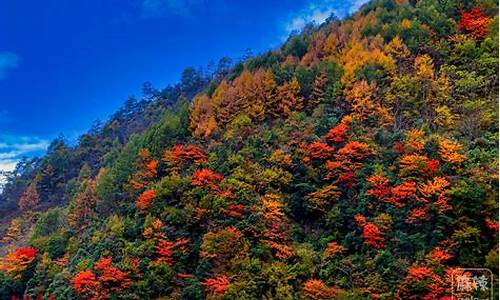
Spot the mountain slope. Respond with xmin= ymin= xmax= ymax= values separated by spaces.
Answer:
xmin=0 ymin=0 xmax=498 ymax=299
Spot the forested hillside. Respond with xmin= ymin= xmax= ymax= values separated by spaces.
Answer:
xmin=0 ymin=0 xmax=498 ymax=299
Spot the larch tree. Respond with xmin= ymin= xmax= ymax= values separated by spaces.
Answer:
xmin=249 ymin=69 xmax=269 ymax=122
xmin=212 ymin=80 xmax=231 ymax=125
xmin=308 ymin=70 xmax=327 ymax=112
xmin=277 ymin=77 xmax=303 ymax=117
xmin=260 ymin=194 xmax=293 ymax=259
xmin=261 ymin=69 xmax=279 ymax=118
xmin=190 ymin=94 xmax=217 ymax=138
xmin=384 ymin=36 xmax=410 ymax=61
xmin=2 ymin=219 xmax=22 ymax=244
xmin=68 ymin=177 xmax=99 ymax=231
xmin=345 ymin=80 xmax=393 ymax=128
xmin=200 ymin=227 xmax=248 ymax=272
xmin=232 ymin=70 xmax=254 ymax=115
xmin=323 ymin=31 xmax=340 ymax=57
xmin=18 ymin=182 xmax=39 ymax=211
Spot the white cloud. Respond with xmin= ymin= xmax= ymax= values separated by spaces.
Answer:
xmin=0 ymin=159 xmax=19 ymax=172
xmin=0 ymin=159 xmax=18 ymax=188
xmin=0 ymin=136 xmax=49 ymax=173
xmin=349 ymin=0 xmax=369 ymax=13
xmin=283 ymin=0 xmax=370 ymax=36
xmin=0 ymin=52 xmax=21 ymax=80
xmin=286 ymin=17 xmax=308 ymax=33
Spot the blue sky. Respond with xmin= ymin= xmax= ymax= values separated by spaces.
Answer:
xmin=0 ymin=0 xmax=368 ymax=172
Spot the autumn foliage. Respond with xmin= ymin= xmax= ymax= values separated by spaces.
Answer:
xmin=324 ymin=242 xmax=346 ymax=258
xmin=366 ymin=175 xmax=391 ymax=200
xmin=130 ymin=148 xmax=158 ymax=189
xmin=405 ymin=129 xmax=426 ymax=153
xmin=18 ymin=183 xmax=39 ymax=211
xmin=0 ymin=247 xmax=37 ymax=279
xmin=428 ymin=246 xmax=452 ymax=263
xmin=387 ymin=181 xmax=417 ymax=208
xmin=72 ymin=257 xmax=131 ymax=300
xmin=136 ymin=189 xmax=156 ymax=211
xmin=305 ymin=184 xmax=341 ymax=212
xmin=201 ymin=275 xmax=230 ymax=295
xmin=72 ymin=270 xmax=100 ymax=299
xmin=438 ymin=138 xmax=466 ymax=165
xmin=192 ymin=168 xmax=224 ymax=192
xmin=355 ymin=216 xmax=385 ymax=249
xmin=302 ymin=141 xmax=334 ymax=161
xmin=155 ymin=239 xmax=175 ymax=265
xmin=163 ymin=144 xmax=207 ymax=170
xmin=325 ymin=116 xmax=351 ymax=143
xmin=399 ymin=154 xmax=440 ymax=177
xmin=260 ymin=194 xmax=293 ymax=259
xmin=155 ymin=237 xmax=190 ymax=265
xmin=459 ymin=7 xmax=491 ymax=40
xmin=335 ymin=141 xmax=372 ymax=165
xmin=394 ymin=265 xmax=455 ymax=299
xmin=303 ymin=279 xmax=341 ymax=300
xmin=68 ymin=176 xmax=99 ymax=231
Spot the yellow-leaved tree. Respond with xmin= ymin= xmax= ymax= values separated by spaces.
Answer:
xmin=277 ymin=77 xmax=303 ymax=117
xmin=190 ymin=94 xmax=217 ymax=138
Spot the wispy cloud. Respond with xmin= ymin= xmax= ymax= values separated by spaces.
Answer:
xmin=0 ymin=135 xmax=49 ymax=173
xmin=138 ymin=0 xmax=231 ymax=19
xmin=141 ymin=0 xmax=203 ymax=18
xmin=283 ymin=0 xmax=370 ymax=35
xmin=0 ymin=52 xmax=21 ymax=80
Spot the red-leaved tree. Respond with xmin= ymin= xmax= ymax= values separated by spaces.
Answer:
xmin=202 ymin=275 xmax=230 ymax=295
xmin=459 ymin=7 xmax=491 ymax=40
xmin=72 ymin=257 xmax=131 ymax=300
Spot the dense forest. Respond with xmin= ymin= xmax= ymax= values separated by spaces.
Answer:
xmin=0 ymin=0 xmax=498 ymax=299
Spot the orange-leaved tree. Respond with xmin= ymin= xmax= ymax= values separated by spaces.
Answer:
xmin=438 ymin=138 xmax=466 ymax=165
xmin=277 ymin=77 xmax=303 ymax=117
xmin=260 ymin=194 xmax=293 ymax=259
xmin=130 ymin=148 xmax=158 ymax=190
xmin=303 ymin=279 xmax=342 ymax=300
xmin=18 ymin=182 xmax=39 ymax=211
xmin=190 ymin=94 xmax=217 ymax=138
xmin=136 ymin=189 xmax=156 ymax=212
xmin=323 ymin=242 xmax=346 ymax=259
xmin=0 ymin=246 xmax=37 ymax=279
